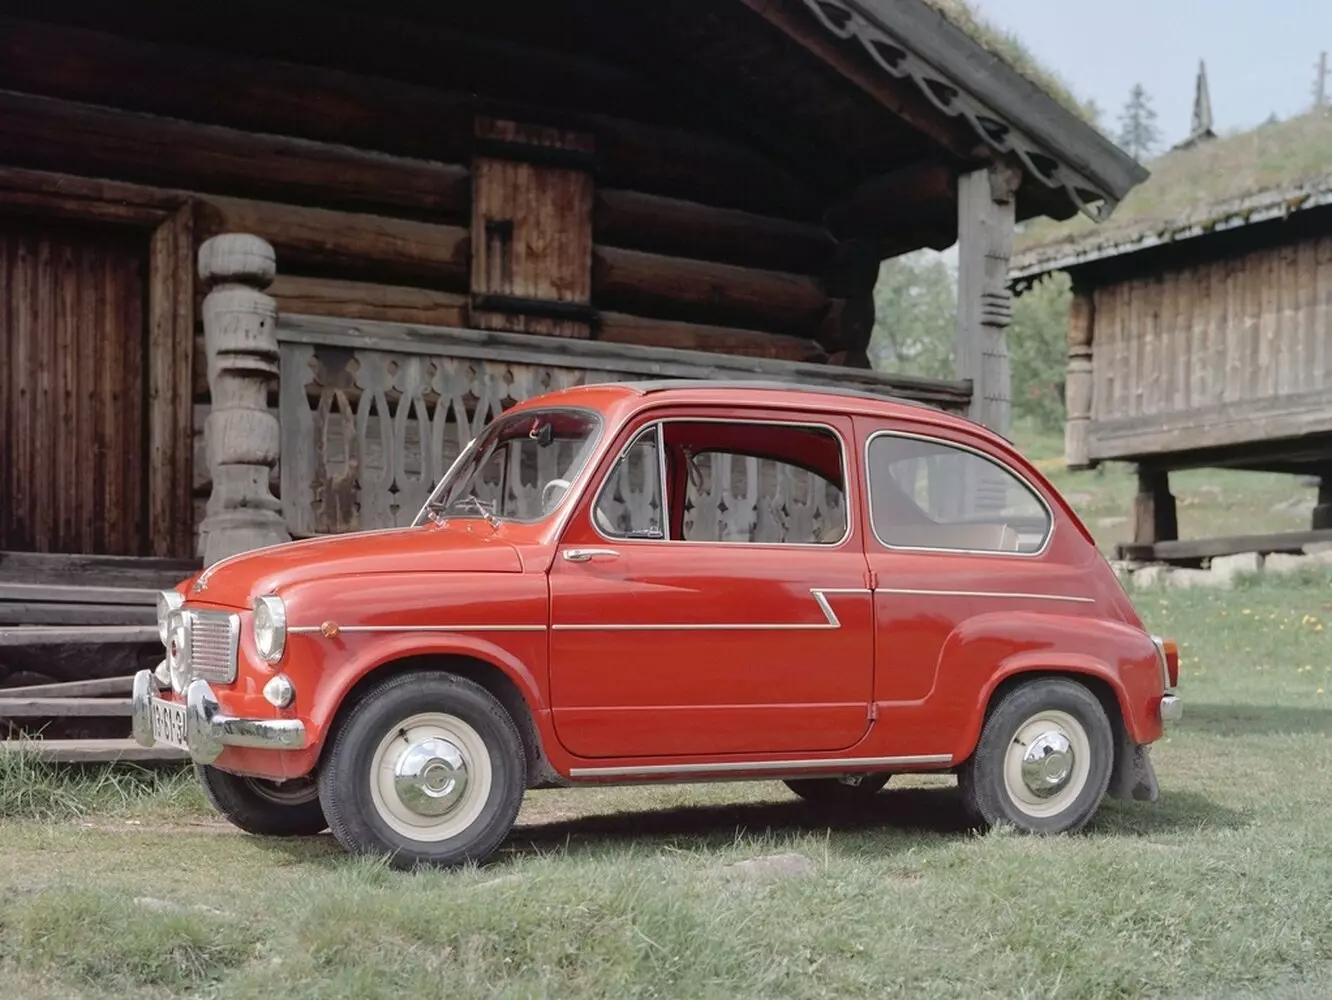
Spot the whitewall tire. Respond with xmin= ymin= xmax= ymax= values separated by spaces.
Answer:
xmin=318 ymin=671 xmax=526 ymax=869
xmin=960 ymin=678 xmax=1114 ymax=834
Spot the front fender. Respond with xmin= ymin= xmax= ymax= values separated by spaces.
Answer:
xmin=290 ymin=630 xmax=548 ymax=756
xmin=941 ymin=611 xmax=1164 ymax=764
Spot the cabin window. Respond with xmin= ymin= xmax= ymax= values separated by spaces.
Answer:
xmin=866 ymin=433 xmax=1051 ymax=554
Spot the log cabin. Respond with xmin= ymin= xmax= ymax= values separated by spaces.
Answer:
xmin=0 ymin=0 xmax=1142 ymax=699
xmin=1012 ymin=89 xmax=1332 ymax=564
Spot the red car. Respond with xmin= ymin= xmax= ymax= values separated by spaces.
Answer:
xmin=133 ymin=381 xmax=1181 ymax=868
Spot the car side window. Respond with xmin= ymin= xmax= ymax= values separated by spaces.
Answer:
xmin=681 ymin=450 xmax=845 ymax=544
xmin=592 ymin=427 xmax=664 ymax=539
xmin=867 ymin=433 xmax=1051 ymax=554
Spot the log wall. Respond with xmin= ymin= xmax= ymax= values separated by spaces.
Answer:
xmin=1085 ymin=233 xmax=1332 ymax=462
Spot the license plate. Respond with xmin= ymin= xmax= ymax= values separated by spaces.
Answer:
xmin=150 ymin=697 xmax=188 ymax=749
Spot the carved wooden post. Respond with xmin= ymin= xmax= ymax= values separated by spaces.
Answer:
xmin=1065 ymin=286 xmax=1095 ymax=469
xmin=197 ymin=234 xmax=290 ymax=565
xmin=955 ymin=162 xmax=1020 ymax=436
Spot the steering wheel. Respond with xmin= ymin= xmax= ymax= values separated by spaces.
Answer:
xmin=541 ymin=478 xmax=571 ymax=513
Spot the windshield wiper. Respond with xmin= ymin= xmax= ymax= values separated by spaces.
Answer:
xmin=452 ymin=495 xmax=499 ymax=528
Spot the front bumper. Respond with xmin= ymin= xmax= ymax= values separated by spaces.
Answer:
xmin=130 ymin=669 xmax=306 ymax=765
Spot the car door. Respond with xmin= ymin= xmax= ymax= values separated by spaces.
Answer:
xmin=547 ymin=408 xmax=874 ymax=760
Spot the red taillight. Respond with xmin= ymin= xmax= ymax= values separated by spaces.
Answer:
xmin=1162 ymin=638 xmax=1179 ymax=688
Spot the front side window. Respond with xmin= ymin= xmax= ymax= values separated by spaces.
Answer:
xmin=593 ymin=427 xmax=664 ymax=539
xmin=867 ymin=433 xmax=1051 ymax=554
xmin=415 ymin=408 xmax=602 ymax=525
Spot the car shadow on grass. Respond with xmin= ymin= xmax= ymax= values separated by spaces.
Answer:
xmin=497 ymin=785 xmax=1248 ymax=860
xmin=1178 ymin=703 xmax=1332 ymax=737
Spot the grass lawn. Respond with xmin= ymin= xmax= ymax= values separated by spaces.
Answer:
xmin=0 ymin=425 xmax=1327 ymax=999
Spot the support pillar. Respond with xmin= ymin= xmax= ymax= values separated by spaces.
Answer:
xmin=955 ymin=161 xmax=1020 ymax=437
xmin=197 ymin=234 xmax=290 ymax=565
xmin=1133 ymin=468 xmax=1178 ymax=549
xmin=1313 ymin=474 xmax=1332 ymax=530
xmin=1064 ymin=286 xmax=1095 ymax=470
xmin=820 ymin=238 xmax=880 ymax=367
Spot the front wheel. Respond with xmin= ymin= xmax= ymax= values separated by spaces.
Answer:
xmin=318 ymin=671 xmax=526 ymax=869
xmin=959 ymin=678 xmax=1114 ymax=834
xmin=196 ymin=764 xmax=327 ymax=836
xmin=784 ymin=773 xmax=891 ymax=805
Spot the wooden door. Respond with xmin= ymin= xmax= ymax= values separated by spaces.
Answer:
xmin=0 ymin=213 xmax=150 ymax=555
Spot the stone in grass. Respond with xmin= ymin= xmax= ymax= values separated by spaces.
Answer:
xmin=1167 ymin=568 xmax=1232 ymax=590
xmin=1208 ymin=551 xmax=1264 ymax=584
xmin=134 ymin=897 xmax=230 ymax=918
xmin=1132 ymin=564 xmax=1175 ymax=588
xmin=718 ymin=852 xmax=817 ymax=880
xmin=1265 ymin=552 xmax=1311 ymax=574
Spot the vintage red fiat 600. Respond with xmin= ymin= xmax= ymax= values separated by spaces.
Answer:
xmin=133 ymin=381 xmax=1181 ymax=868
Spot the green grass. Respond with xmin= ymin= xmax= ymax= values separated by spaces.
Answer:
xmin=3 ymin=573 xmax=1332 ymax=998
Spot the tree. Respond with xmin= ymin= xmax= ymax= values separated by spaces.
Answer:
xmin=1008 ymin=273 xmax=1073 ymax=433
xmin=1117 ymin=84 xmax=1160 ymax=161
xmin=867 ymin=251 xmax=955 ymax=380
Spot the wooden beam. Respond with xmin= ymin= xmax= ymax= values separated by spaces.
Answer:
xmin=0 ymin=604 xmax=156 ymax=627
xmin=0 ymin=89 xmax=470 ymax=221
xmin=738 ymin=0 xmax=974 ymax=160
xmin=597 ymin=312 xmax=824 ymax=362
xmin=0 ymin=550 xmax=198 ymax=589
xmin=0 ymin=676 xmax=135 ymax=698
xmin=1117 ymin=528 xmax=1332 ymax=565
xmin=823 ymin=163 xmax=956 ymax=240
xmin=0 ymin=584 xmax=156 ymax=606
xmin=0 ymin=698 xmax=132 ymax=718
xmin=270 ymin=276 xmax=468 ymax=328
xmin=199 ymin=197 xmax=470 ymax=290
xmin=0 ymin=738 xmax=186 ymax=764
xmin=955 ymin=163 xmax=1020 ymax=434
xmin=592 ymin=247 xmax=828 ymax=337
xmin=595 ymin=189 xmax=834 ymax=274
xmin=0 ymin=625 xmax=159 ymax=647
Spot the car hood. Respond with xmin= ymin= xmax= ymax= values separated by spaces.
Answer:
xmin=188 ymin=524 xmax=523 ymax=608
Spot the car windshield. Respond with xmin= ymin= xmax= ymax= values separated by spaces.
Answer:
xmin=414 ymin=408 xmax=603 ymax=526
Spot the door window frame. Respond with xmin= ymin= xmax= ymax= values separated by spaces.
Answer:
xmin=586 ymin=415 xmax=854 ymax=549
xmin=863 ymin=428 xmax=1055 ymax=558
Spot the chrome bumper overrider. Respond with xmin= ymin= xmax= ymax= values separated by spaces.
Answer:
xmin=1160 ymin=694 xmax=1183 ymax=723
xmin=130 ymin=669 xmax=306 ymax=764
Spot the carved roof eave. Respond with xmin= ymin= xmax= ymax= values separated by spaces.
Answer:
xmin=1010 ymin=174 xmax=1332 ymax=284
xmin=803 ymin=0 xmax=1146 ymax=223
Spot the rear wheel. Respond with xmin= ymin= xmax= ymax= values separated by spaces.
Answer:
xmin=196 ymin=764 xmax=327 ymax=836
xmin=784 ymin=773 xmax=891 ymax=805
xmin=318 ymin=671 xmax=526 ymax=869
xmin=959 ymin=677 xmax=1114 ymax=834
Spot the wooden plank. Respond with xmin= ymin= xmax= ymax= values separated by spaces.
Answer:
xmin=0 ymin=89 xmax=471 ymax=222
xmin=1119 ymin=528 xmax=1332 ymax=564
xmin=598 ymin=312 xmax=822 ymax=362
xmin=595 ymin=189 xmax=834 ymax=273
xmin=0 ymin=676 xmax=135 ymax=697
xmin=275 ymin=313 xmax=972 ymax=405
xmin=0 ymin=625 xmax=158 ymax=647
xmin=592 ymin=246 xmax=827 ymax=337
xmin=0 ymin=583 xmax=156 ymax=605
xmin=0 ymin=738 xmax=186 ymax=764
xmin=269 ymin=275 xmax=467 ymax=328
xmin=0 ymin=697 xmax=132 ymax=717
xmin=0 ymin=603 xmax=156 ymax=626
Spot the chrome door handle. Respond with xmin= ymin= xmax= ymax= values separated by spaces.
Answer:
xmin=563 ymin=547 xmax=620 ymax=563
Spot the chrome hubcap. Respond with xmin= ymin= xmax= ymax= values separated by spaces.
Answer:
xmin=393 ymin=737 xmax=470 ymax=817
xmin=1019 ymin=730 xmax=1074 ymax=798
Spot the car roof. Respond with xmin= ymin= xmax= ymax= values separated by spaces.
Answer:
xmin=514 ymin=379 xmax=1002 ymax=445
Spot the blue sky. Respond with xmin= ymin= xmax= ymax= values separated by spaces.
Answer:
xmin=973 ymin=0 xmax=1332 ymax=146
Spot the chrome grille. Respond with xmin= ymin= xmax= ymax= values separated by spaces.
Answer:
xmin=187 ymin=610 xmax=239 ymax=684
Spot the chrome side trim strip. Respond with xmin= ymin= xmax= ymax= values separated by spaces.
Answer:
xmin=569 ymin=753 xmax=953 ymax=778
xmin=288 ymin=624 xmax=547 ymax=634
xmin=551 ymin=587 xmax=871 ymax=632
xmin=874 ymin=587 xmax=1095 ymax=604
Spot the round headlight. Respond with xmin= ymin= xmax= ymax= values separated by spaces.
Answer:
xmin=253 ymin=595 xmax=287 ymax=663
xmin=156 ymin=590 xmax=184 ymax=646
